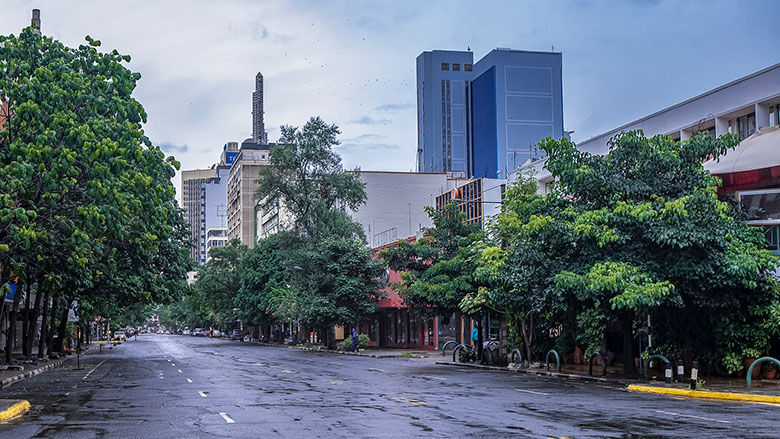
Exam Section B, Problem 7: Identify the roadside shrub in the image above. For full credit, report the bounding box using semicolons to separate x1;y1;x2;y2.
340;333;370;350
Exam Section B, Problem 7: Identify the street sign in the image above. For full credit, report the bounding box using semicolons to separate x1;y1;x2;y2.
67;300;79;322
3;281;17;303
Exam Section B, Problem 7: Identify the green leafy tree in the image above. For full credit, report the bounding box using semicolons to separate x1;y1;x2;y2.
485;131;779;374
253;117;381;347
0;27;190;360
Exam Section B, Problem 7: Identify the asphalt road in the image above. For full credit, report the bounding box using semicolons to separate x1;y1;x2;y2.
0;334;778;438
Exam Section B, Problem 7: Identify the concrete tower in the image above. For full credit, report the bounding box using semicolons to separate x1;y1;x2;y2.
252;72;268;144
31;9;41;35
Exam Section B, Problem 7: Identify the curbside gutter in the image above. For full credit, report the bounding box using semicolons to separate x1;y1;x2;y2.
627;384;780;404
0;400;31;421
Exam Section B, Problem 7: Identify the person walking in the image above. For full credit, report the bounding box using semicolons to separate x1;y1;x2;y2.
470;326;479;349
351;328;359;352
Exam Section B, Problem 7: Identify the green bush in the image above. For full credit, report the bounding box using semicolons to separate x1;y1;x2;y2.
341;333;370;350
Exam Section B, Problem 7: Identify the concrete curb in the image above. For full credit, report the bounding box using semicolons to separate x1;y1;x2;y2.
0;400;30;421
627;384;780;404
435;360;616;383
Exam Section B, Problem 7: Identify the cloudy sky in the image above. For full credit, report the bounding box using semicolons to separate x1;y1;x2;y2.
2;0;779;199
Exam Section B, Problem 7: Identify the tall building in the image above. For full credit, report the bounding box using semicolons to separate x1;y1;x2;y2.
416;51;474;177
416;48;564;178
226;139;271;248
252;72;268;144
181;163;231;264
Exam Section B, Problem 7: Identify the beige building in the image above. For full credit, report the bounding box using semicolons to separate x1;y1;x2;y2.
226;141;271;247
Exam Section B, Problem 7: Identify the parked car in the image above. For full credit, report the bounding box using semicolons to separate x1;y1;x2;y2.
182;329;191;336
113;331;126;342
192;328;206;337
230;330;244;341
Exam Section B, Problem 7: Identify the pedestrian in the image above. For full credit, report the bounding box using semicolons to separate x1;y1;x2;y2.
470;326;478;349
351;328;359;352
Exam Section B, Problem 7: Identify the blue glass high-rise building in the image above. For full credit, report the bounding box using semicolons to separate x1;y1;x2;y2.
417;48;563;178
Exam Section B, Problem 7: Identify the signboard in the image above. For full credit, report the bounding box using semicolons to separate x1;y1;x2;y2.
67;300;79;322
3;281;17;303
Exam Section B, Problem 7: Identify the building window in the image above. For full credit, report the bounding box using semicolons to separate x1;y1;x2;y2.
441;63;449;71
464;64;472;72
737;113;756;140
452;64;460;71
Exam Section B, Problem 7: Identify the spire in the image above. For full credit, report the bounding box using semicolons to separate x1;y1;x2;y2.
252;71;268;144
31;9;41;35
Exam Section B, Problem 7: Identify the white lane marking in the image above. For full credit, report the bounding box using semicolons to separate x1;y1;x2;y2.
82;360;106;380
653;410;730;424
219;412;235;424
417;375;446;381
280;369;296;374
167;359;170;362
515;388;550;396
199;391;207;398
171;363;176;366
177;369;182;373
186;378;193;383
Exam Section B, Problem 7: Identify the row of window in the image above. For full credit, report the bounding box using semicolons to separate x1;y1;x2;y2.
441;63;473;72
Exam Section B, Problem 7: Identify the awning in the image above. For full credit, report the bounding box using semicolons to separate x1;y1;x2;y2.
705;126;780;174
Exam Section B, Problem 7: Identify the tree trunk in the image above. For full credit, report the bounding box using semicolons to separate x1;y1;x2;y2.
20;280;31;358
521;313;534;365
5;278;23;363
56;301;69;352
476;315;484;363
47;295;59;354
38;291;50;358
25;276;43;357
621;311;637;376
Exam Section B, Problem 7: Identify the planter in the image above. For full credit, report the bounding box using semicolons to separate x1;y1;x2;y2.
763;365;778;380
745;357;761;379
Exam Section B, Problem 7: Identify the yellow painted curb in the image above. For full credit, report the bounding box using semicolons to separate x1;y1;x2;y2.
0;400;31;421
627;384;780;404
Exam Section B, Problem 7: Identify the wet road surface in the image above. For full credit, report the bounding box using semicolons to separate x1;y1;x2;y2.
1;334;779;438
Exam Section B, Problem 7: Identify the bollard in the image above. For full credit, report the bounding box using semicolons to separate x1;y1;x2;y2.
690;360;698;390
676;360;684;383
664;362;672;383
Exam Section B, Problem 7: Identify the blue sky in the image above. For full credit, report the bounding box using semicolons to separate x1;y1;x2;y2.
2;0;779;197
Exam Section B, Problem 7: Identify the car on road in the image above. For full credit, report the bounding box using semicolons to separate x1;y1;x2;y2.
181;329;191;336
113;331;126;342
192;328;206;337
230;330;244;341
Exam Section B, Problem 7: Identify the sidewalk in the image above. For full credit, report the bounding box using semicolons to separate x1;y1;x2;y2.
0;344;98;389
237;338;438;360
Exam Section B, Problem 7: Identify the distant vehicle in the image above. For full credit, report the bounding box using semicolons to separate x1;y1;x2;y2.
230;330;244;341
113;331;126;342
181;329;191;336
211;329;221;338
192;328;206;337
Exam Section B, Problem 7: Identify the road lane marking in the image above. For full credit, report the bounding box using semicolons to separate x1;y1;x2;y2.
391;397;427;406
171;363;176;366
330;380;345;385
167;359;170;362
255;363;267;366
416;375;446;381
653;410;729;424
515;388;550;396
177;369;182;373
199;391;207;398
82;360;106;380
186;378;193;383
280;369;296;374
219;412;235;423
